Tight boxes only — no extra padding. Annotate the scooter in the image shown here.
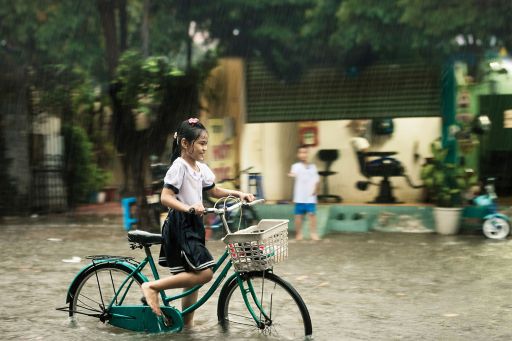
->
[473,178,511,239]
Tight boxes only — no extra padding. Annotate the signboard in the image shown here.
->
[208,118,236,181]
[298,121,318,147]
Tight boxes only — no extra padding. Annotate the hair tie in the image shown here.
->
[188,117,199,126]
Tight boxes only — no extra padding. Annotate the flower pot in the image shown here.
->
[433,207,463,235]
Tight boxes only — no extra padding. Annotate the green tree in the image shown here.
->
[107,50,208,230]
[302,0,512,73]
[184,0,315,81]
[398,0,512,76]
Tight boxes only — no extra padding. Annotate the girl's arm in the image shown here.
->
[208,186,255,202]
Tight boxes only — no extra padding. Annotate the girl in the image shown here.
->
[141,117,254,327]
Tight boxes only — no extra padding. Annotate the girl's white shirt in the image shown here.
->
[164,157,215,205]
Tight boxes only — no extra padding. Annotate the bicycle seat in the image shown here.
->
[128,230,162,246]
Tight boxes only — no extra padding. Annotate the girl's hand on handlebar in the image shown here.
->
[189,202,205,216]
[239,192,255,203]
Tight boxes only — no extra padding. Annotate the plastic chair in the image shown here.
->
[121,197,138,231]
[248,173,264,199]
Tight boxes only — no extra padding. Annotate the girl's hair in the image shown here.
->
[170,118,207,164]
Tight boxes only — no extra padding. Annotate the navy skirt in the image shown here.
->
[158,209,215,274]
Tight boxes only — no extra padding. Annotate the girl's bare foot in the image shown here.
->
[311,233,320,241]
[141,282,162,316]
[295,233,303,240]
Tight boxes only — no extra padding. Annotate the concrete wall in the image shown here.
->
[240,118,441,203]
[240,122,299,200]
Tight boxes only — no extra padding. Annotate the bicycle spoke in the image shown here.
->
[218,272,312,339]
[269,292,273,320]
[109,271,118,305]
[77,294,103,310]
[67,309,103,318]
[93,267,106,309]
[225,312,254,322]
[69,265,144,324]
[258,274,265,322]
[76,298,102,313]
[226,314,258,328]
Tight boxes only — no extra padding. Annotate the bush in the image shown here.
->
[62,125,109,205]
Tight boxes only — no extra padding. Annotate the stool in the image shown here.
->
[317,149,342,203]
[121,197,138,231]
[248,173,264,199]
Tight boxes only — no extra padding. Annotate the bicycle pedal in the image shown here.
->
[161,314,173,327]
[140,296,148,306]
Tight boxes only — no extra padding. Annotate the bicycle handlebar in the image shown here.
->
[205,198,264,215]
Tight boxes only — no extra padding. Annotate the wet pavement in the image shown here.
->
[2,215,512,340]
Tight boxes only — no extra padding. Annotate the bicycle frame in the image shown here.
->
[93,242,270,333]
[61,198,275,334]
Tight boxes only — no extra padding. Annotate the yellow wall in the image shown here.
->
[240,118,441,203]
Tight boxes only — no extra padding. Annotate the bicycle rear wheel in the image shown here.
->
[68,262,145,325]
[217,271,312,339]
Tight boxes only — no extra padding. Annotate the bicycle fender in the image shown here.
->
[65,260,149,303]
[484,213,510,221]
[217,271,268,300]
[217,272,241,306]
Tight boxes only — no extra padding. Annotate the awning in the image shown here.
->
[246,60,441,123]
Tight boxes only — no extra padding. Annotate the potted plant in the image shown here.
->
[420,139,478,235]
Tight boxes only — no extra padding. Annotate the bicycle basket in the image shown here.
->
[222,219,288,272]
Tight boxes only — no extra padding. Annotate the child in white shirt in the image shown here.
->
[288,145,320,240]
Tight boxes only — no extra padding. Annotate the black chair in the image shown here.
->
[354,150,404,203]
[317,149,342,203]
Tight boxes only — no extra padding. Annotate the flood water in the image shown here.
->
[2,215,512,340]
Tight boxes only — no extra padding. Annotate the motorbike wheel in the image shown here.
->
[483,217,511,239]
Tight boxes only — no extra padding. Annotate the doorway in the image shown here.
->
[479,95,512,198]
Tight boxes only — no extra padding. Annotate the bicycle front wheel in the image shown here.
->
[68,262,145,325]
[217,271,312,339]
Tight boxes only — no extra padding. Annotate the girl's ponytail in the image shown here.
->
[170,133,180,165]
[171,138,181,165]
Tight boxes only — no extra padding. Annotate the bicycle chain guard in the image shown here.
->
[108,305,183,333]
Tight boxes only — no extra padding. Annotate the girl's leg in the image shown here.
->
[308,213,320,240]
[294,214,303,240]
[182,289,199,328]
[141,268,213,316]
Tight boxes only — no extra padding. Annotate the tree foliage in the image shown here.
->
[62,125,109,206]
[303,0,512,71]
[186,0,315,81]
[3,0,512,215]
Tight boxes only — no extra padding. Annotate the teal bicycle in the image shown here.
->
[58,198,313,339]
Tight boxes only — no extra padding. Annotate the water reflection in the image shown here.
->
[1,216,512,340]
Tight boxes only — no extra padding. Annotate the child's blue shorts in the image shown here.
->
[294,203,316,215]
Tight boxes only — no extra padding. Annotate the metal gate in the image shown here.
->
[31,154,67,213]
